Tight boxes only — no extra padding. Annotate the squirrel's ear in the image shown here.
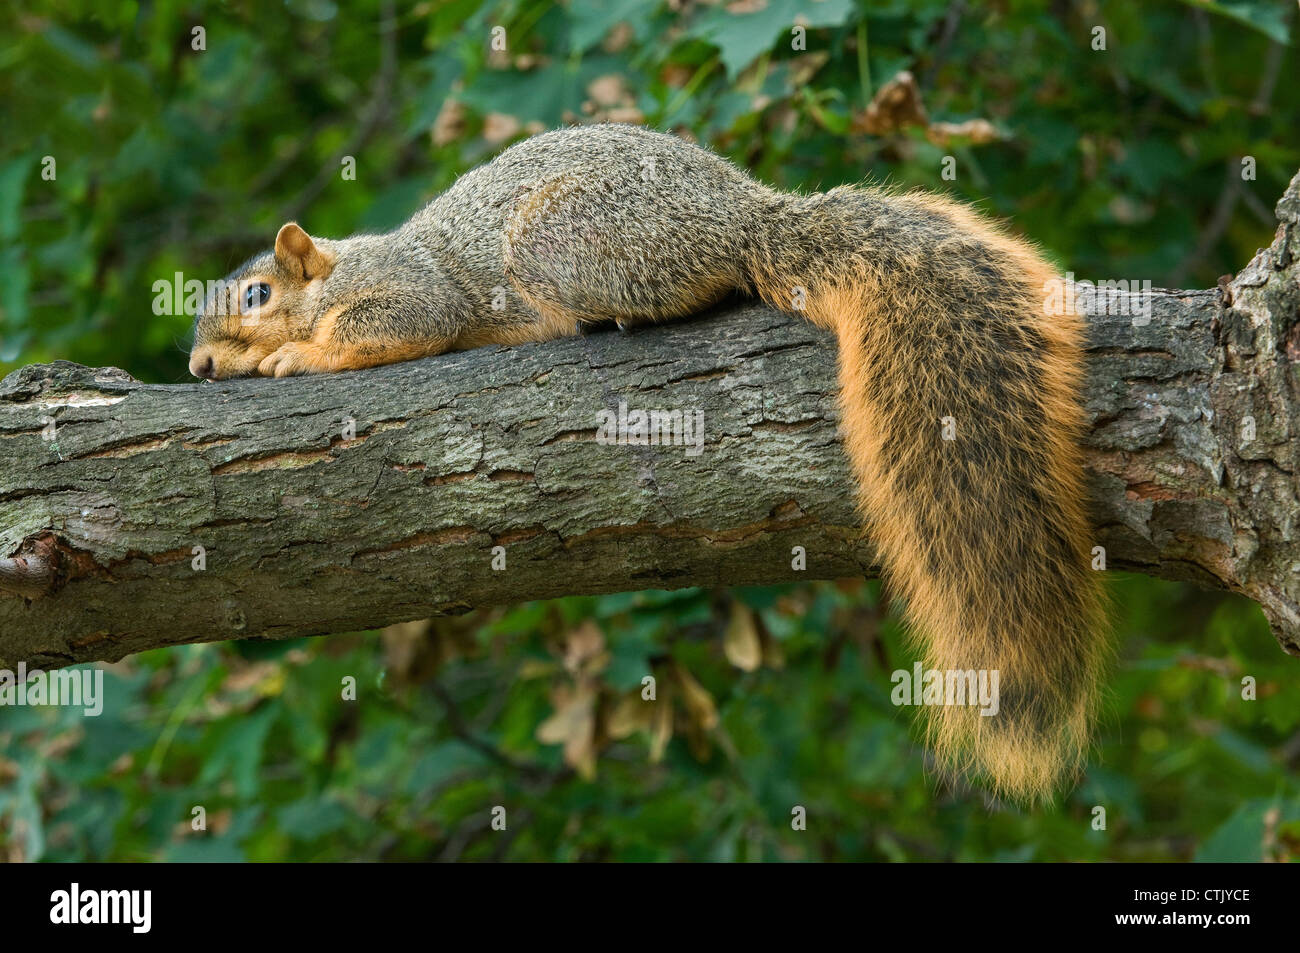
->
[274,223,334,280]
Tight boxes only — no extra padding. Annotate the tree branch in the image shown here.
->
[3,171,1299,670]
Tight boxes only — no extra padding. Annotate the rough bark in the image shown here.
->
[3,172,1299,670]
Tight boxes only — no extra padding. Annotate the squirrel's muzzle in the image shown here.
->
[189,350,215,381]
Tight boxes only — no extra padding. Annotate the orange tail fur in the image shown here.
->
[752,186,1109,800]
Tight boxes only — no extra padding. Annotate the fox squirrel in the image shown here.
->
[190,123,1107,800]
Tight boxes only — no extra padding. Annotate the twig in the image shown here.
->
[279,0,399,224]
[428,678,547,779]
[1168,158,1240,288]
[921,0,965,90]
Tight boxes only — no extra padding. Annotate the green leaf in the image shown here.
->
[568,0,660,53]
[1195,800,1269,861]
[163,838,248,863]
[406,741,490,793]
[0,156,31,242]
[607,628,660,691]
[277,797,352,839]
[197,705,277,798]
[459,63,580,126]
[1176,1,1293,45]
[688,0,856,77]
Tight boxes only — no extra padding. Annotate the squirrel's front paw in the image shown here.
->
[258,343,320,377]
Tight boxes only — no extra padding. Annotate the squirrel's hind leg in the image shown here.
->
[502,171,748,332]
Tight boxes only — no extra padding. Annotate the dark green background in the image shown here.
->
[1,0,1297,861]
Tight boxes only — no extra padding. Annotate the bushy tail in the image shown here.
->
[750,186,1109,800]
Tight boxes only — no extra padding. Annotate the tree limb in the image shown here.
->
[3,171,1299,670]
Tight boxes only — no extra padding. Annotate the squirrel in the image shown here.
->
[190,123,1107,801]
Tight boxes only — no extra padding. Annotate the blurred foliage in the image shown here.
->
[5,577,1300,861]
[1,0,1297,379]
[1,0,1299,861]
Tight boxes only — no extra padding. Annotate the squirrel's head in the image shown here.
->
[188,223,337,380]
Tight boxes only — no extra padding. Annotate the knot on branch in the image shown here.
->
[0,533,95,602]
[0,361,138,403]
[0,534,60,600]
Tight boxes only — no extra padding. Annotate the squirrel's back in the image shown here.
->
[406,124,779,320]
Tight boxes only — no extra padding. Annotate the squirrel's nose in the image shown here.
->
[190,352,215,380]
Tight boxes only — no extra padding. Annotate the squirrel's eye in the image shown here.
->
[244,283,271,310]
